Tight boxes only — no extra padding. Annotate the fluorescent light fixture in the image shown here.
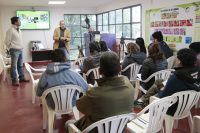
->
[48,1,66,5]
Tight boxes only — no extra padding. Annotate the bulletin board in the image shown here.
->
[145,2,200,51]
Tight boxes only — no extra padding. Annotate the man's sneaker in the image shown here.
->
[12,80,19,86]
[19,79,30,83]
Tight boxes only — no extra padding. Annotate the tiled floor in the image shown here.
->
[0,72,199,133]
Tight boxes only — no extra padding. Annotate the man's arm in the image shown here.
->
[53,28,59,41]
[158,75,176,98]
[76,90,94,115]
[36,73,48,97]
[4,29,12,49]
[74,72,89,92]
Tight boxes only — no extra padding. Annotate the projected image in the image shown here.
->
[16,10,50,30]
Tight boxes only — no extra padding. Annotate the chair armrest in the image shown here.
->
[150,96,160,103]
[32,68,46,72]
[68,123,82,133]
[72,106,80,120]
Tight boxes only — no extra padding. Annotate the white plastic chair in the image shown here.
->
[167,56,176,69]
[121,63,142,82]
[74,57,86,66]
[136,69,174,94]
[192,115,200,133]
[24,63,45,104]
[0,54,11,81]
[164,91,200,133]
[68,113,137,133]
[127,96,176,133]
[41,85,84,133]
[83,67,101,82]
[195,92,200,109]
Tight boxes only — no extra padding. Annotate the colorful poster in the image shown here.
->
[145,2,200,51]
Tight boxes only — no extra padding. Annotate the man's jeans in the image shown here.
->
[10,48,24,81]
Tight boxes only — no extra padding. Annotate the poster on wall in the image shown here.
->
[145,2,200,51]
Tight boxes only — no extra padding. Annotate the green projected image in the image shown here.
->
[16,10,50,30]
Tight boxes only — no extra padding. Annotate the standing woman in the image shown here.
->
[152,31,173,59]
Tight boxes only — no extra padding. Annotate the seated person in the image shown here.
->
[189,42,200,67]
[140,43,167,91]
[136,37,147,55]
[158,48,200,116]
[69,51,134,131]
[36,48,88,109]
[99,41,108,52]
[122,42,146,79]
[81,42,101,85]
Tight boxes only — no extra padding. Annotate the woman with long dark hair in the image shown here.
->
[140,43,168,91]
[136,37,147,54]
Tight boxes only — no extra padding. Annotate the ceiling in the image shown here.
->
[0,0,114,8]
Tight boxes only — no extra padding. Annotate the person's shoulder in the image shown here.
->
[54,27,60,31]
[143,58,153,64]
[7,27,13,32]
[85,86,101,97]
[85,56,93,62]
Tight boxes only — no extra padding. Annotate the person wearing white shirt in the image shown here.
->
[4,16,29,86]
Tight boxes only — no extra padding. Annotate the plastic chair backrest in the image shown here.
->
[167,56,176,69]
[137,96,177,133]
[83,67,100,80]
[143,69,174,83]
[74,57,86,66]
[42,85,84,113]
[83,113,136,133]
[170,90,200,119]
[0,54,8,68]
[121,63,142,81]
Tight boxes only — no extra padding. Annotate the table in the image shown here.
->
[31,49,52,61]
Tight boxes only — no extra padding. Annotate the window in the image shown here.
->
[97,5,141,39]
[64,14,96,60]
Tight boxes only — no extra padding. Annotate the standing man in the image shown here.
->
[4,16,29,86]
[53,20,71,52]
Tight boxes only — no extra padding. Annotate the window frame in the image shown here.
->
[96,4,142,40]
[63,14,96,60]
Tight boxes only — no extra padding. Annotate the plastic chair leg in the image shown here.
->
[188,113,193,132]
[32,85,36,104]
[165,115,174,133]
[42,104,48,130]
[3,69,7,81]
[134,80,140,100]
[48,110,55,133]
[173,120,178,129]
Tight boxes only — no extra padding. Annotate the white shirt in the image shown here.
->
[4,25,23,50]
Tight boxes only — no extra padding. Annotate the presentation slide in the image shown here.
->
[16,10,50,30]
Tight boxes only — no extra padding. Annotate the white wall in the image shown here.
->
[97,0,200,44]
[0,0,199,63]
[0,6,96,62]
